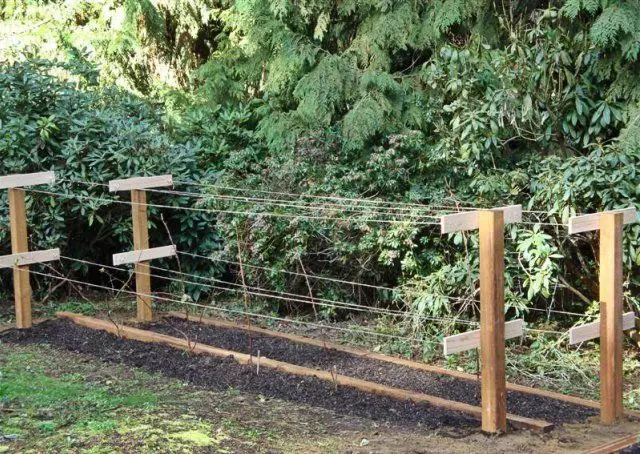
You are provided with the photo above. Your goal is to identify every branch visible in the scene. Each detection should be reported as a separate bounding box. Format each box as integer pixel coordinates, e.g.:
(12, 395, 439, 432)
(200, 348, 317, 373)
(557, 275, 591, 305)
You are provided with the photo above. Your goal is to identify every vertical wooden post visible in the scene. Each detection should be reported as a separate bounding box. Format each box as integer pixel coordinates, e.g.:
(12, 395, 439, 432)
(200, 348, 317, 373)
(109, 175, 173, 320)
(599, 212, 624, 424)
(8, 188, 32, 329)
(131, 189, 152, 322)
(479, 210, 507, 433)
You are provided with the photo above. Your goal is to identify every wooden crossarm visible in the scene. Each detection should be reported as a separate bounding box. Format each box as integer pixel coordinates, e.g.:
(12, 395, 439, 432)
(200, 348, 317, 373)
(440, 205, 522, 234)
(0, 171, 56, 189)
(568, 207, 636, 234)
(0, 248, 60, 269)
(113, 245, 176, 266)
(108, 175, 173, 192)
(443, 319, 524, 355)
(568, 312, 636, 344)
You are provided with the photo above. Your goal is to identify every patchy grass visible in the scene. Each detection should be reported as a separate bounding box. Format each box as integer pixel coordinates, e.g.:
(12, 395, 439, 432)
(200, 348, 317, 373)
(0, 343, 359, 452)
(0, 344, 330, 452)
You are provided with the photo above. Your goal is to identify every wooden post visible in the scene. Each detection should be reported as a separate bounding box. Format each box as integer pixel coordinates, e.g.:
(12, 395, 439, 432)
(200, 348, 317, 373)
(108, 175, 175, 322)
(599, 212, 624, 424)
(131, 189, 152, 322)
(8, 189, 31, 329)
(479, 210, 507, 433)
(568, 207, 636, 424)
(440, 205, 519, 433)
(1, 171, 58, 329)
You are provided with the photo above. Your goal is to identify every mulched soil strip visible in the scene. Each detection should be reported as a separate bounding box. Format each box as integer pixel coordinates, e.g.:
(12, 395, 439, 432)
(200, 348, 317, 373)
(1, 319, 481, 434)
(144, 316, 599, 425)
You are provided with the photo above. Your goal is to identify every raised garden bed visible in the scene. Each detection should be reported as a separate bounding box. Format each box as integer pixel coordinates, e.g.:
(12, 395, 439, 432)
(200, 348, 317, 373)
(0, 318, 480, 433)
(4, 311, 627, 439)
(143, 315, 598, 425)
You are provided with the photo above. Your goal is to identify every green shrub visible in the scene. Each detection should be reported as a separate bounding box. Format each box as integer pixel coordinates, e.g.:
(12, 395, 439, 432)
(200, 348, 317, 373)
(0, 59, 223, 299)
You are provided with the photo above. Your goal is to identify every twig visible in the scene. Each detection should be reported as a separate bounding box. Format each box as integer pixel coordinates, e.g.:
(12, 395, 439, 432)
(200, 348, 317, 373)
(297, 254, 318, 318)
(40, 262, 90, 302)
(330, 365, 339, 392)
(296, 252, 333, 351)
(236, 225, 253, 363)
(558, 275, 591, 305)
(42, 271, 72, 303)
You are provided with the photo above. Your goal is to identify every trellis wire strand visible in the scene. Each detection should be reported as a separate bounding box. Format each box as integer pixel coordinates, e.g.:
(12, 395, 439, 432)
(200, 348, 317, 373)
(173, 178, 564, 215)
(58, 178, 567, 221)
(176, 250, 481, 304)
(25, 268, 439, 346)
(26, 188, 441, 225)
(60, 255, 481, 326)
(26, 269, 570, 341)
(144, 187, 449, 218)
(58, 256, 575, 334)
(61, 179, 448, 217)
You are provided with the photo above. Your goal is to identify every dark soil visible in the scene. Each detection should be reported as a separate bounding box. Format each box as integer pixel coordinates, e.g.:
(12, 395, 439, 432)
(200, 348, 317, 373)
(622, 443, 640, 454)
(144, 316, 599, 425)
(1, 319, 481, 434)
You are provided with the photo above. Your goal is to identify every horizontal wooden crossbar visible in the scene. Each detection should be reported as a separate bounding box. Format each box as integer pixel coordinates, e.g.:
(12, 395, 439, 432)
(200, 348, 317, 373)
(57, 311, 553, 431)
(440, 205, 522, 234)
(165, 311, 640, 418)
(568, 207, 636, 234)
(443, 319, 523, 355)
(569, 312, 636, 345)
(0, 171, 56, 189)
(0, 248, 60, 269)
(109, 175, 173, 192)
(113, 245, 176, 266)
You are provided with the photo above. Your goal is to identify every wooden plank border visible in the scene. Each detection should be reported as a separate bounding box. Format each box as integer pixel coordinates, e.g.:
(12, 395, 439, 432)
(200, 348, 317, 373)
(582, 433, 640, 454)
(568, 207, 636, 234)
(57, 311, 553, 431)
(109, 175, 173, 192)
(569, 312, 636, 345)
(440, 205, 522, 234)
(165, 311, 640, 419)
(0, 171, 56, 189)
(0, 248, 60, 269)
(113, 245, 176, 266)
(444, 319, 523, 355)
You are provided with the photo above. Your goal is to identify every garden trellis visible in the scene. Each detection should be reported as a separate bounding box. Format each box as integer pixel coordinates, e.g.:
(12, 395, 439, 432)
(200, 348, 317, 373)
(2, 170, 638, 433)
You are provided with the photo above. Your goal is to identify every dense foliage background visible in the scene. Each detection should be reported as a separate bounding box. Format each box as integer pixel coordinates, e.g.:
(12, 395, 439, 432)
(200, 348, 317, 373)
(1, 1, 639, 383)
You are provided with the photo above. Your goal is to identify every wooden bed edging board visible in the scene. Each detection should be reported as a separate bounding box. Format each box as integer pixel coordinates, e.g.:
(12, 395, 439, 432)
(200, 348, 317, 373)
(165, 311, 640, 420)
(57, 311, 553, 432)
(582, 433, 640, 454)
